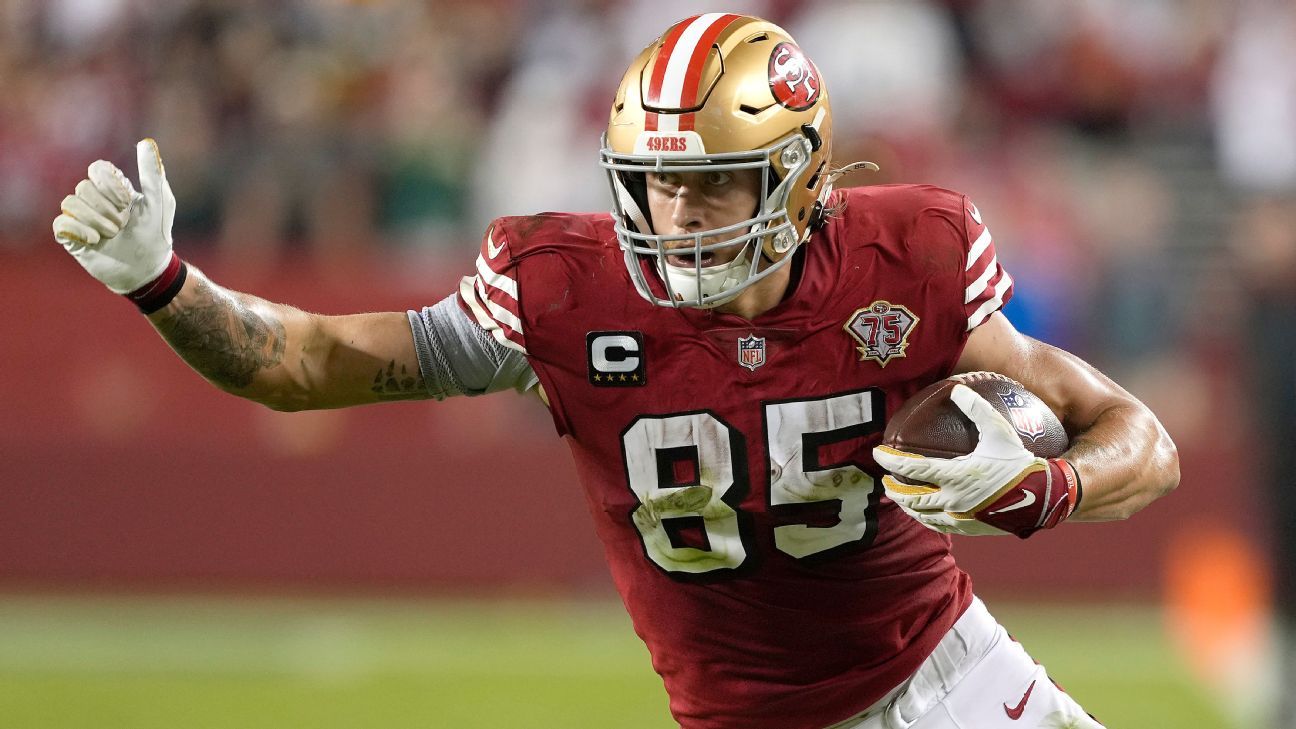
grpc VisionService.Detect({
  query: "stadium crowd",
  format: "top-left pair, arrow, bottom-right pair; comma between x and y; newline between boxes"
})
2,0 -> 1291,355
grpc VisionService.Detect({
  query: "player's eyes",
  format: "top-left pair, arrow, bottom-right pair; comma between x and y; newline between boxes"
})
704,171 -> 732,187
651,173 -> 681,189
648,171 -> 731,192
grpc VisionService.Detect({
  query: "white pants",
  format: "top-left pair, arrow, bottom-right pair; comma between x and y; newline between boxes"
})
828,597 -> 1104,729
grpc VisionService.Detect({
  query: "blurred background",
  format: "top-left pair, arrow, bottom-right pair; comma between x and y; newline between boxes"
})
1,0 -> 1293,727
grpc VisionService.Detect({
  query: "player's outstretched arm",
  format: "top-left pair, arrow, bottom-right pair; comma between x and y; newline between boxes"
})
53,139 -> 429,411
146,272 -> 426,410
953,312 -> 1180,522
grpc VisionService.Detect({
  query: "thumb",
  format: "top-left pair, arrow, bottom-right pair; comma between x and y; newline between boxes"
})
872,444 -> 923,474
950,384 -> 1019,451
135,138 -> 167,200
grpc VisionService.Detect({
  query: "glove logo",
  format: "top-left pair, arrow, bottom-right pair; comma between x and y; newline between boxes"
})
987,490 -> 1036,515
844,301 -> 919,368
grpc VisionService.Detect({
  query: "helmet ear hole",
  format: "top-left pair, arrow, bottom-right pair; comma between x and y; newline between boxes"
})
806,162 -> 824,190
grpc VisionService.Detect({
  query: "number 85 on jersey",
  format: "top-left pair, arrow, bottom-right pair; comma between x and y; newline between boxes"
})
620,389 -> 885,576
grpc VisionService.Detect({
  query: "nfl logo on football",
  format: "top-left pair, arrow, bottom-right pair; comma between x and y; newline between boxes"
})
999,391 -> 1046,442
738,334 -> 766,371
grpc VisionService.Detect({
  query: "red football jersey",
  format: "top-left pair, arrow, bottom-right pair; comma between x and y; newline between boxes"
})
458,184 -> 1013,729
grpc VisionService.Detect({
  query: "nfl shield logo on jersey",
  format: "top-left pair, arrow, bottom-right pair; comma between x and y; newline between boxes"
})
844,300 -> 919,367
737,334 -> 766,371
999,391 -> 1046,442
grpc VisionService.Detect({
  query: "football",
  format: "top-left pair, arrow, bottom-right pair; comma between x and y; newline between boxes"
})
882,371 -> 1068,460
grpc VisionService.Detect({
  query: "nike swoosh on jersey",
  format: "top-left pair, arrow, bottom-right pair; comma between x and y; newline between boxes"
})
485,228 -> 505,259
968,203 -> 983,225
1004,679 -> 1036,720
988,490 -> 1036,515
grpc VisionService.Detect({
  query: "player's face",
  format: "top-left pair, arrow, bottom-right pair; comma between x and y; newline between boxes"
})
645,168 -> 762,267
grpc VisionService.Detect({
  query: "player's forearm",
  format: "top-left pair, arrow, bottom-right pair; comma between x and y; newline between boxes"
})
1064,403 -> 1179,521
146,267 -> 315,410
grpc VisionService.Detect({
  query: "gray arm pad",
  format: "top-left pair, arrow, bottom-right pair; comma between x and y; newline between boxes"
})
406,295 -> 539,399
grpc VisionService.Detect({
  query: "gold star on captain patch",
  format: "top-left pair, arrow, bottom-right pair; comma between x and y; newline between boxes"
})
619,374 -> 628,382
593,374 -> 602,382
631,373 -> 639,381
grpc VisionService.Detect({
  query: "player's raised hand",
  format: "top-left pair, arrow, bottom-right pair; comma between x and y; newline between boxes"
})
874,384 -> 1080,538
53,139 -> 182,309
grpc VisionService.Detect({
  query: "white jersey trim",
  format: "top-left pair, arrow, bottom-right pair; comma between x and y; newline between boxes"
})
965,227 -> 993,271
475,254 -> 518,299
966,272 -> 1014,331
474,275 -> 523,334
964,254 -> 999,303
459,275 -> 527,353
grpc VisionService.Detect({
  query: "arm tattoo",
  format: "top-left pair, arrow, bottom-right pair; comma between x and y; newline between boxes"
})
371,360 -> 426,399
153,277 -> 287,389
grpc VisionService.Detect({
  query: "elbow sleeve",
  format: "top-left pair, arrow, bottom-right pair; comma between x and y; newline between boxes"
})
407,295 -> 538,399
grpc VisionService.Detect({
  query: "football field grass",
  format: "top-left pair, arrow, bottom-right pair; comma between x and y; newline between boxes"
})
0,593 -> 1230,728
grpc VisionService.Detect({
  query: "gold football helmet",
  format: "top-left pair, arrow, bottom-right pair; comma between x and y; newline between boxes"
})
600,13 -> 835,308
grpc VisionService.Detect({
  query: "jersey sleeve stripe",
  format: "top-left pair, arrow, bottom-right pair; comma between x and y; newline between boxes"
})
964,254 -> 999,304
475,254 -> 518,299
964,227 -> 993,271
458,276 -> 526,353
966,270 -> 1014,331
475,275 -> 524,334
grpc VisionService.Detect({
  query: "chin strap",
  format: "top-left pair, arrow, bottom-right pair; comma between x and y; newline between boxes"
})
615,174 -> 652,233
662,251 -> 751,307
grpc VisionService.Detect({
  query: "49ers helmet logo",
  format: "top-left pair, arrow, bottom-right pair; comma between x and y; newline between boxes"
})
768,42 -> 820,111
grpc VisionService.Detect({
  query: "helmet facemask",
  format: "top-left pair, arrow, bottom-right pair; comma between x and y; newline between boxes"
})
601,129 -> 820,309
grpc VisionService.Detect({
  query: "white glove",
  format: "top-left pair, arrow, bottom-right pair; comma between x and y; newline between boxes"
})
874,383 -> 1043,514
52,139 -> 175,294
890,497 -> 1009,536
874,383 -> 1079,538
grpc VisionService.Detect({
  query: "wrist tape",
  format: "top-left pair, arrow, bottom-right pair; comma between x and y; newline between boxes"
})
127,253 -> 187,314
974,457 -> 1080,539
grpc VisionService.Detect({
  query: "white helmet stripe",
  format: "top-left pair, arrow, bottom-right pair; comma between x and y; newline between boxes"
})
658,13 -> 730,109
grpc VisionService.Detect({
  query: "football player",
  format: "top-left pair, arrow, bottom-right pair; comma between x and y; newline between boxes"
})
52,14 -> 1178,729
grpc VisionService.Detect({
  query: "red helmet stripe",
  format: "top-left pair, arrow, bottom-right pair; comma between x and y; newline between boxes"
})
677,13 -> 741,131
644,14 -> 696,131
